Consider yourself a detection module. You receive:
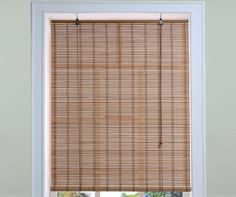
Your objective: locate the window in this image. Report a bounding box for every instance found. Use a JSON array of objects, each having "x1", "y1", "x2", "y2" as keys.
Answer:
[
  {"x1": 54, "y1": 191, "x2": 186, "y2": 197},
  {"x1": 54, "y1": 191, "x2": 187, "y2": 197},
  {"x1": 32, "y1": 3, "x2": 205, "y2": 197}
]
